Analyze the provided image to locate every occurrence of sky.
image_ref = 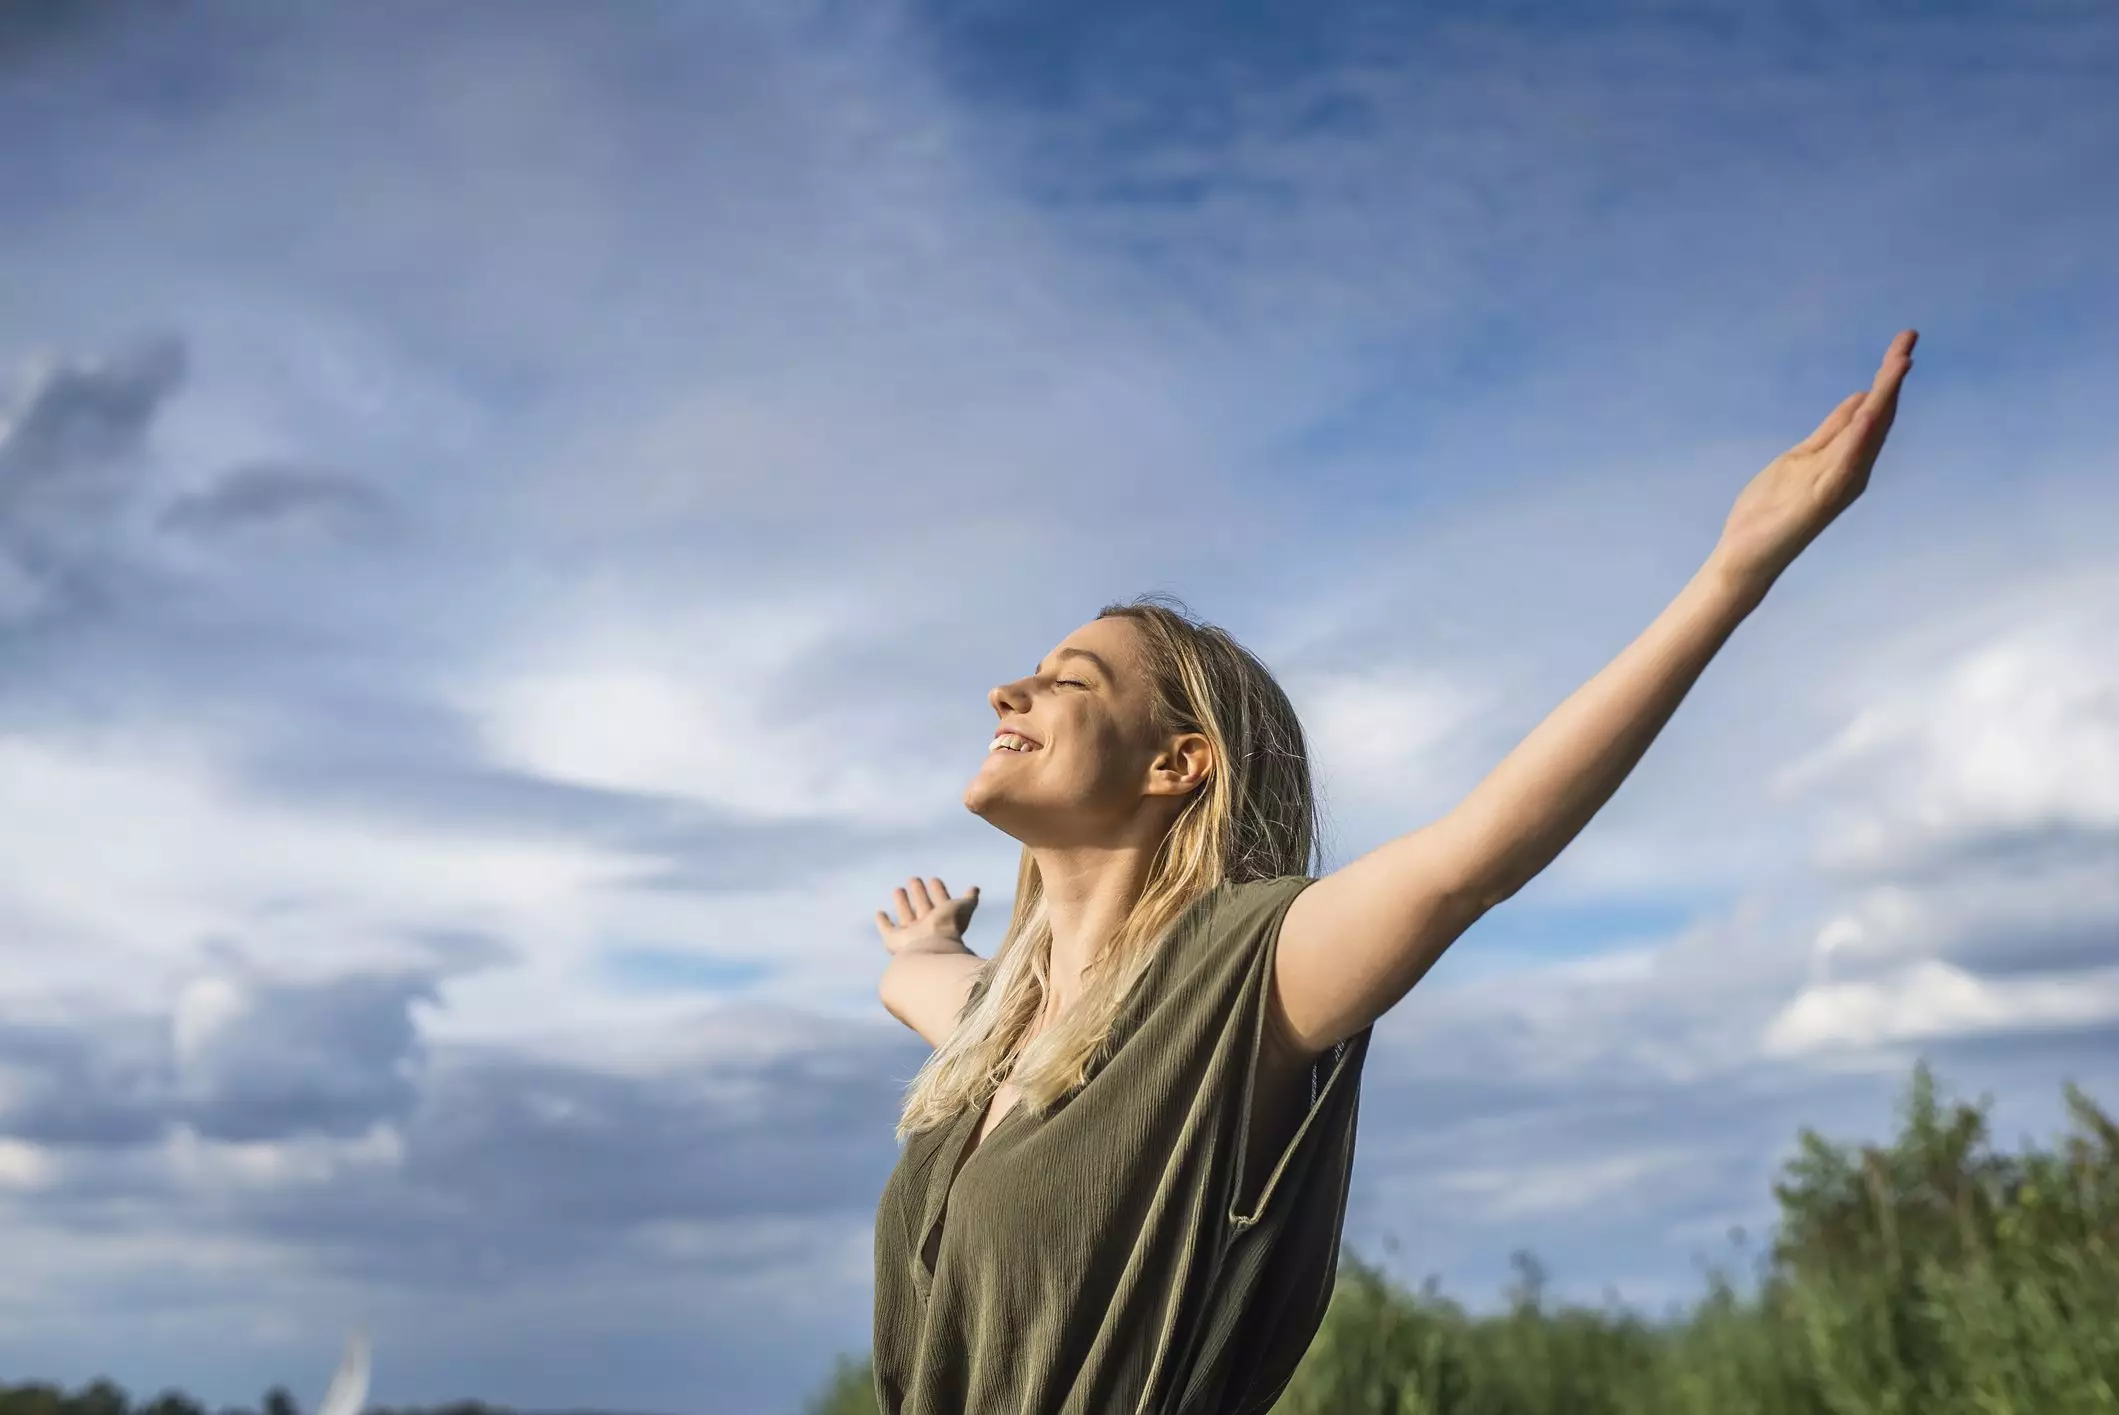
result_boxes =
[0,0,2115,1411]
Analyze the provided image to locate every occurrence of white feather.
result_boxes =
[317,1329,372,1415]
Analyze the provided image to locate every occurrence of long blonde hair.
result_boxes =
[894,592,1321,1142]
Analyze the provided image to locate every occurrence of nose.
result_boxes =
[988,677,1032,716]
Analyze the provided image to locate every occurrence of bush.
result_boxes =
[1270,1061,2119,1415]
[802,1062,2119,1415]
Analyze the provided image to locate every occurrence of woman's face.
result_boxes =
[964,617,1209,847]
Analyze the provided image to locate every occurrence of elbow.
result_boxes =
[1420,815,1523,923]
[1454,841,1530,919]
[877,955,924,1029]
[1468,874,1516,918]
[1423,869,1508,941]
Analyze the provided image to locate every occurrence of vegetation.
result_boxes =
[803,1062,2119,1414]
[7,1064,2112,1415]
[0,1390,509,1415]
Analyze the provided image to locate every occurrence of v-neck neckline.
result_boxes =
[912,893,1222,1285]
[918,1086,1027,1280]
[961,1085,1024,1163]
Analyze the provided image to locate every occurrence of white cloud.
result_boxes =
[1290,663,1495,825]
[1775,598,2119,874]
[456,603,967,826]
[1429,1145,1703,1223]
[1764,961,2119,1056]
[0,1138,57,1191]
[0,731,643,1003]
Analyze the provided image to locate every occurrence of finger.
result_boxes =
[1848,337,1916,446]
[875,909,894,936]
[895,886,914,922]
[909,876,935,914]
[930,876,950,900]
[1853,329,1917,416]
[1796,392,1866,454]
[1877,328,1918,380]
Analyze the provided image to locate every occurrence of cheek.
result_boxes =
[1077,719,1151,791]
[1028,708,1149,798]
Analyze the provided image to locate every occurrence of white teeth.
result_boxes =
[989,734,1036,753]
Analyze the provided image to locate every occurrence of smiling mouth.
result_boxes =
[989,733,1039,754]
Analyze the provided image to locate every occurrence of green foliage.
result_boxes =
[799,1356,880,1415]
[0,1387,499,1415]
[802,1061,2119,1415]
[1270,1060,2119,1415]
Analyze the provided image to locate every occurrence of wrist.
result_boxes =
[1701,547,1772,618]
[898,935,974,959]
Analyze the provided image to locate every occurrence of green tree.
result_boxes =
[801,1356,879,1415]
[803,1061,2119,1415]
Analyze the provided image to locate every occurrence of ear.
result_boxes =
[1145,731,1214,797]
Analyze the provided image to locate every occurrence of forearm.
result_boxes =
[879,946,986,1047]
[1435,554,1760,912]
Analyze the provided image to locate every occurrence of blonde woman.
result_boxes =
[870,331,1918,1414]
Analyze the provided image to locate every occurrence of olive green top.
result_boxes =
[872,874,1373,1415]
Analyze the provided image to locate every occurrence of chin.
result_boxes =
[962,781,1029,840]
[962,776,1002,819]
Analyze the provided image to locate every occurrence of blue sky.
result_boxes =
[1,1,2115,1411]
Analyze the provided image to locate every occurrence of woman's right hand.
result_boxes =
[875,876,980,957]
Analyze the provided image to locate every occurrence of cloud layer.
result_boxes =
[0,2,2114,1411]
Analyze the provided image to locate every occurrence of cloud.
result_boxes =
[0,336,185,490]
[0,964,447,1153]
[1776,610,2119,878]
[1426,1145,1703,1224]
[172,971,436,1143]
[157,462,390,545]
[0,0,2113,1409]
[0,335,188,622]
[1764,962,2119,1057]
[0,979,924,1375]
[452,601,972,825]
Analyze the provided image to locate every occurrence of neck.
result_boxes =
[1028,841,1163,1009]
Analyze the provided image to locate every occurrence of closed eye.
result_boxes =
[1057,678,1088,688]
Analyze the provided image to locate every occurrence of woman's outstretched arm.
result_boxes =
[877,875,986,1048]
[1269,330,1919,1058]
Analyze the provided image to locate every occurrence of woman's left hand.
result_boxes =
[1712,329,1917,606]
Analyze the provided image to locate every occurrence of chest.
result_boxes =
[881,1038,1316,1307]
[971,1079,1022,1149]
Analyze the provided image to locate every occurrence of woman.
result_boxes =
[869,331,1918,1413]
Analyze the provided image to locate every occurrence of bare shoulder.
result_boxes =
[1272,838,1489,1055]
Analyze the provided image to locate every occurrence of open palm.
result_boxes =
[875,875,980,957]
[1716,329,1917,602]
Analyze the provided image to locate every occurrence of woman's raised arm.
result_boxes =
[1269,330,1919,1057]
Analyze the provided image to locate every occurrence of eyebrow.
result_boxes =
[1033,647,1113,679]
